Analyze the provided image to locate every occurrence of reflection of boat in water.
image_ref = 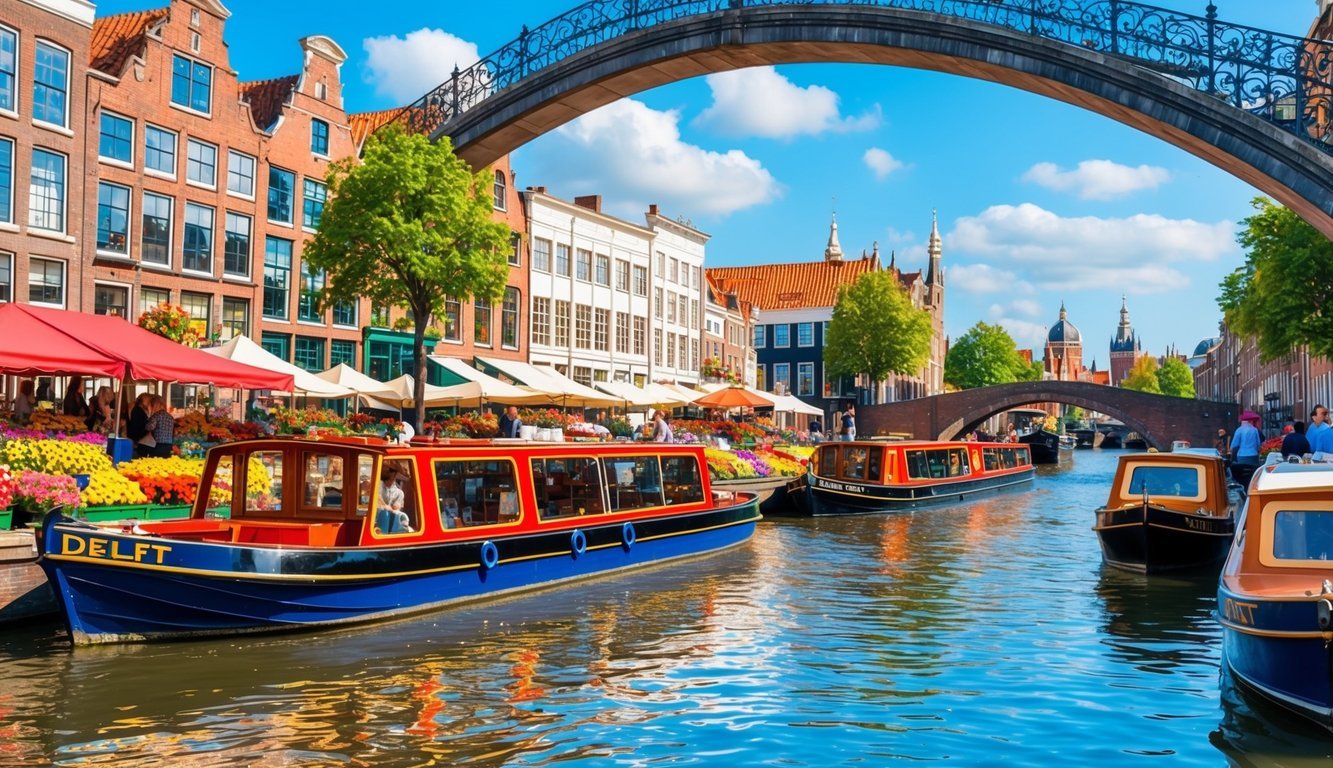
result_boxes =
[1093,450,1236,573]
[1212,663,1333,764]
[1095,567,1217,670]
[1218,458,1333,732]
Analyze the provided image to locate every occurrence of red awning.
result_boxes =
[0,304,294,390]
[0,303,126,378]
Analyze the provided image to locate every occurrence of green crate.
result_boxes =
[78,504,152,522]
[0,509,11,531]
[143,504,192,520]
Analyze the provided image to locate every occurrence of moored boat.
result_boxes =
[1018,428,1062,464]
[1093,450,1236,573]
[1218,458,1333,731]
[36,436,761,645]
[787,440,1034,515]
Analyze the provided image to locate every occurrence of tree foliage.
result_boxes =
[1121,356,1162,394]
[824,271,932,402]
[304,125,511,425]
[944,322,1036,390]
[1156,357,1196,398]
[1219,197,1333,361]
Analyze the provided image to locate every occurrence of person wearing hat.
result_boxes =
[1230,412,1262,487]
[1213,427,1230,464]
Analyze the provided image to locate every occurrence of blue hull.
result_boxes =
[39,505,758,644]
[1218,584,1333,730]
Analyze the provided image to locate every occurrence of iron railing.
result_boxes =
[387,0,1333,153]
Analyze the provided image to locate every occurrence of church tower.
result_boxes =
[923,210,945,394]
[1043,302,1083,382]
[824,213,844,263]
[1109,295,1142,385]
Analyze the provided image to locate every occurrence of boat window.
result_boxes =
[245,450,283,514]
[905,450,931,480]
[946,448,969,477]
[532,457,605,520]
[355,455,374,517]
[1127,466,1200,498]
[925,450,949,479]
[204,454,235,512]
[374,458,419,535]
[982,448,999,471]
[842,447,868,480]
[300,451,345,510]
[1272,509,1333,561]
[603,455,665,511]
[434,459,521,528]
[866,448,882,483]
[662,455,705,504]
[818,446,837,475]
[1015,447,1030,466]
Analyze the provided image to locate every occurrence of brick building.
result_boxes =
[1192,325,1333,435]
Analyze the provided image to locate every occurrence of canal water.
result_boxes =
[2,450,1332,766]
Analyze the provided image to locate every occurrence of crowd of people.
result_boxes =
[6,375,175,457]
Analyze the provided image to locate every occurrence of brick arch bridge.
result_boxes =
[391,0,1333,236]
[857,381,1239,451]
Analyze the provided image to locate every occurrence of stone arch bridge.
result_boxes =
[857,381,1239,451]
[389,0,1333,236]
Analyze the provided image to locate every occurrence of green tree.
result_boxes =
[1219,197,1333,361]
[944,321,1034,389]
[305,125,511,426]
[824,270,932,403]
[1121,356,1162,394]
[1156,357,1196,398]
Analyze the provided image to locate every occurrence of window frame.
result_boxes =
[263,236,293,319]
[182,202,215,275]
[140,192,173,267]
[310,118,329,157]
[144,124,177,177]
[267,166,296,225]
[27,256,65,308]
[95,181,132,256]
[226,150,255,198]
[170,53,213,115]
[797,322,815,347]
[223,211,252,278]
[32,40,70,129]
[0,250,11,303]
[0,137,13,225]
[98,111,134,166]
[0,25,16,115]
[27,147,66,233]
[302,178,327,230]
[186,137,217,188]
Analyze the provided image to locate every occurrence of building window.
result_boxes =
[330,339,356,368]
[223,212,251,277]
[474,298,492,346]
[294,336,325,372]
[533,238,551,273]
[773,363,790,394]
[654,288,663,319]
[183,203,214,273]
[555,300,570,347]
[678,295,688,326]
[555,243,570,276]
[332,299,357,328]
[508,231,521,266]
[180,291,211,340]
[94,284,129,318]
[666,331,676,368]
[572,366,592,386]
[227,150,254,196]
[99,113,133,164]
[171,54,212,113]
[594,308,609,351]
[96,182,131,255]
[633,316,646,355]
[186,139,216,186]
[139,287,169,316]
[268,166,295,224]
[633,265,647,296]
[145,125,176,175]
[798,362,814,396]
[263,237,292,319]
[595,254,610,286]
[310,118,329,156]
[221,297,248,340]
[299,269,325,322]
[302,179,326,229]
[667,294,676,324]
[575,249,591,282]
[669,257,679,284]
[501,287,519,349]
[0,251,9,302]
[314,81,328,101]
[0,27,14,112]
[532,296,551,346]
[261,331,290,361]
[492,169,506,210]
[443,295,461,341]
[615,259,630,292]
[798,322,814,347]
[141,192,172,266]
[28,149,64,232]
[28,257,64,307]
[822,363,842,398]
[774,324,790,348]
[575,305,592,349]
[754,325,766,348]
[0,138,10,223]
[654,328,663,365]
[32,42,68,127]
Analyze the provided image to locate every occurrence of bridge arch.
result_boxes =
[858,381,1238,451]
[397,1,1333,237]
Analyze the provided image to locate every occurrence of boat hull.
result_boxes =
[1018,430,1062,464]
[39,502,760,645]
[789,469,1035,516]
[1218,584,1333,730]
[1093,502,1234,573]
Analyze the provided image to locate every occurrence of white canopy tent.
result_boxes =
[314,363,401,411]
[594,380,664,408]
[475,356,622,408]
[428,356,552,405]
[372,375,491,409]
[767,392,824,416]
[203,336,356,398]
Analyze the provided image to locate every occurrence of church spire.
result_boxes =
[926,208,942,285]
[824,212,844,263]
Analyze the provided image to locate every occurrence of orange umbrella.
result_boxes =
[690,387,773,409]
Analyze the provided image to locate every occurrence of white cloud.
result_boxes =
[694,67,881,139]
[1022,160,1171,200]
[863,148,905,180]
[523,99,781,218]
[995,318,1050,350]
[947,263,1021,293]
[949,203,1236,293]
[1009,298,1043,317]
[362,28,480,104]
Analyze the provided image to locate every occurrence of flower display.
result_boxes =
[734,449,774,477]
[137,303,201,346]
[27,412,95,434]
[520,408,575,429]
[80,469,149,507]
[0,425,107,445]
[0,465,15,511]
[704,448,758,480]
[13,471,83,511]
[1259,436,1284,458]
[700,357,744,385]
[0,438,115,475]
[269,406,352,436]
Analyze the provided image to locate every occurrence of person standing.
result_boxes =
[808,417,823,443]
[146,395,175,458]
[498,406,523,438]
[1213,428,1230,461]
[1282,421,1312,459]
[842,405,856,442]
[1230,413,1263,487]
[63,375,89,420]
[1308,405,1333,457]
[86,385,115,433]
[128,394,153,458]
[12,380,36,425]
[652,410,674,443]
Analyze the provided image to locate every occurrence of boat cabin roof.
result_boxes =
[1251,459,1333,493]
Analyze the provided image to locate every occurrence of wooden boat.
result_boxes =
[1218,457,1333,732]
[36,436,761,645]
[1093,450,1236,573]
[787,440,1035,515]
[1018,428,1062,464]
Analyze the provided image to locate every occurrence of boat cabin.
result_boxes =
[1100,451,1231,517]
[810,441,1032,485]
[1233,462,1333,570]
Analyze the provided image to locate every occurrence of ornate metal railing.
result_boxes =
[388,0,1333,153]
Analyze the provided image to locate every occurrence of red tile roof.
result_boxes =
[240,75,299,132]
[348,108,403,149]
[90,8,167,75]
[707,256,883,311]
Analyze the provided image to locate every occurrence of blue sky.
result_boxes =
[98,0,1320,363]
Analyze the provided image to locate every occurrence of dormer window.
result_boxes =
[314,81,327,101]
[492,169,506,211]
[190,9,200,26]
[310,118,329,156]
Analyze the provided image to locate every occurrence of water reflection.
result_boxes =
[1095,567,1220,676]
[1212,665,1333,767]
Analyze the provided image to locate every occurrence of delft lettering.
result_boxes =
[816,478,867,495]
[61,534,172,565]
[1223,598,1257,626]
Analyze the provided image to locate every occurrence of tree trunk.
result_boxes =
[412,311,429,430]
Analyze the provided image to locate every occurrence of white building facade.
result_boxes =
[645,205,707,386]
